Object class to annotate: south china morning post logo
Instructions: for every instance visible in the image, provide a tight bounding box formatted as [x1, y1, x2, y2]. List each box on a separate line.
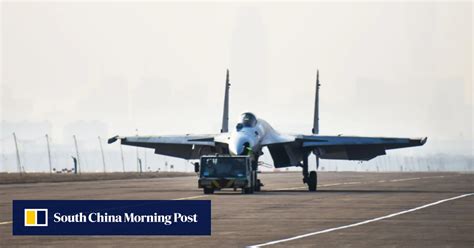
[52, 211, 197, 225]
[13, 200, 211, 235]
[24, 209, 48, 227]
[23, 209, 195, 227]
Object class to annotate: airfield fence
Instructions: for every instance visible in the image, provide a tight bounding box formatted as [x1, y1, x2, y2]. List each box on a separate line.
[0, 133, 189, 174]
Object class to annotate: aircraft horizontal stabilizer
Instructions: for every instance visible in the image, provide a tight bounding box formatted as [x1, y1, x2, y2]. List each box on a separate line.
[107, 135, 120, 144]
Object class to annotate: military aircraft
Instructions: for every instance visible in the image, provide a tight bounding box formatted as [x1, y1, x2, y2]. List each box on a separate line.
[108, 70, 427, 191]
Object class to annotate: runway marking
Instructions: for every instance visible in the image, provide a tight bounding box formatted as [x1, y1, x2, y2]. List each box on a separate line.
[271, 175, 454, 191]
[248, 192, 474, 247]
[273, 186, 306, 191]
[173, 195, 208, 200]
[342, 181, 362, 185]
[0, 221, 12, 225]
[319, 183, 342, 187]
[389, 177, 421, 182]
[420, 175, 446, 179]
[272, 181, 367, 191]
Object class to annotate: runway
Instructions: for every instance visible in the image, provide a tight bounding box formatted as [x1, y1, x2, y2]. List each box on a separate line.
[1, 171, 473, 247]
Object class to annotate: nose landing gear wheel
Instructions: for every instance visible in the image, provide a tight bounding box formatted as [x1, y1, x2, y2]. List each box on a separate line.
[308, 171, 317, 192]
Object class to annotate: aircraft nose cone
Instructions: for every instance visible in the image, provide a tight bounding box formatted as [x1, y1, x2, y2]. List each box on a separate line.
[229, 135, 250, 156]
[229, 143, 245, 156]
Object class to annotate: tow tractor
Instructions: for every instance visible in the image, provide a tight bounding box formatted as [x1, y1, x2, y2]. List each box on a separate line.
[196, 155, 261, 194]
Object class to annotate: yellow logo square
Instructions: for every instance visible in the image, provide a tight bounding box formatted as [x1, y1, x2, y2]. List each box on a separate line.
[24, 209, 48, 227]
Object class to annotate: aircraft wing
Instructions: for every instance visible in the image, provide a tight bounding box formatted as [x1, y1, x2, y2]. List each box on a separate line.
[264, 134, 427, 167]
[108, 134, 223, 159]
[300, 135, 427, 160]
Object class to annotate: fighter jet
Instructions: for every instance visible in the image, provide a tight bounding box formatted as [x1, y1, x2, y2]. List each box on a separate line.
[108, 69, 427, 191]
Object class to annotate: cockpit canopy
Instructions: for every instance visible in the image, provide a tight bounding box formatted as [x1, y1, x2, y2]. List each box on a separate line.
[238, 112, 257, 129]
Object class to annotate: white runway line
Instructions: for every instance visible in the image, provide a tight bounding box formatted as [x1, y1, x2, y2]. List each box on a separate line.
[319, 183, 344, 187]
[248, 193, 474, 247]
[342, 181, 362, 185]
[422, 175, 446, 179]
[0, 221, 13, 225]
[273, 186, 306, 191]
[273, 181, 364, 190]
[272, 175, 454, 191]
[173, 195, 208, 200]
[273, 181, 358, 191]
[389, 177, 421, 182]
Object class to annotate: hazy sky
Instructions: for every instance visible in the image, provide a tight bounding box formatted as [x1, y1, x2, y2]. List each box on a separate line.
[1, 2, 472, 156]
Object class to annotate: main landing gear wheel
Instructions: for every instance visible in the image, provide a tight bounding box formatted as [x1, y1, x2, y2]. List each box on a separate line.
[243, 171, 257, 194]
[255, 179, 262, 192]
[308, 171, 317, 192]
[203, 188, 214, 194]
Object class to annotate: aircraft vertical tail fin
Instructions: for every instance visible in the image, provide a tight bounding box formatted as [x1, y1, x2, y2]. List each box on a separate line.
[221, 69, 230, 133]
[313, 70, 321, 169]
[312, 70, 321, 135]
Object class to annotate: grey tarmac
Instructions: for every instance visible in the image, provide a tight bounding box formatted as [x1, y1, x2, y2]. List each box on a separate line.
[0, 171, 472, 247]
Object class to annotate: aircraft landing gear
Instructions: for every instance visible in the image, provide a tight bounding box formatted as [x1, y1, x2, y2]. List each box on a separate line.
[252, 161, 263, 192]
[302, 155, 318, 192]
[255, 179, 262, 192]
[308, 171, 317, 191]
